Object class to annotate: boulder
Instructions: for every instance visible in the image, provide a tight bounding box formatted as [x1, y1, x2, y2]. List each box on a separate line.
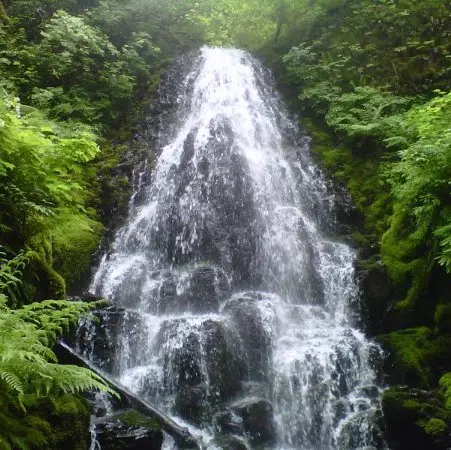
[231, 398, 276, 446]
[93, 409, 163, 450]
[153, 318, 246, 423]
[210, 435, 249, 450]
[382, 386, 451, 450]
[70, 306, 123, 374]
[213, 410, 244, 435]
[223, 292, 277, 381]
[72, 307, 151, 374]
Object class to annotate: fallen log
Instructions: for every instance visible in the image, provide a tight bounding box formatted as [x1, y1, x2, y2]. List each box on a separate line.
[56, 341, 200, 449]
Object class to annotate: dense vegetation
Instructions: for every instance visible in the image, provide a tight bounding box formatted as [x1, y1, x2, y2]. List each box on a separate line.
[0, 0, 450, 448]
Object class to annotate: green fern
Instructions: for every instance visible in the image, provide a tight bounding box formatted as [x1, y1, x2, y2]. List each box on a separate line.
[0, 246, 30, 306]
[0, 251, 116, 449]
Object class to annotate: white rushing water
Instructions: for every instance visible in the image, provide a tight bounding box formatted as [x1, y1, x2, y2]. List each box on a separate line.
[87, 47, 384, 449]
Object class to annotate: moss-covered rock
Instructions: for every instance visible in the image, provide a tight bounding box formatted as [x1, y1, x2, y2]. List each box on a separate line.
[94, 409, 163, 450]
[382, 386, 451, 450]
[379, 327, 451, 388]
[47, 394, 91, 449]
[357, 255, 393, 333]
[1, 393, 92, 450]
[50, 209, 104, 290]
[26, 249, 66, 300]
[439, 373, 451, 410]
[302, 116, 390, 247]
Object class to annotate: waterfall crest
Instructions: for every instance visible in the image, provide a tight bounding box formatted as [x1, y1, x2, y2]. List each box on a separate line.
[87, 47, 384, 449]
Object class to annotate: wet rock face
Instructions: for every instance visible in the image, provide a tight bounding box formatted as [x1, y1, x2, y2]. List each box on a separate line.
[185, 265, 229, 311]
[231, 398, 277, 447]
[87, 47, 385, 449]
[152, 318, 246, 424]
[94, 410, 163, 450]
[145, 265, 230, 315]
[336, 409, 385, 449]
[357, 260, 393, 334]
[223, 292, 277, 381]
[74, 307, 123, 374]
[153, 119, 258, 281]
[210, 435, 249, 450]
[74, 307, 151, 375]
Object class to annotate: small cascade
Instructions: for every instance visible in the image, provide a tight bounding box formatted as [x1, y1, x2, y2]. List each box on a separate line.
[85, 47, 385, 449]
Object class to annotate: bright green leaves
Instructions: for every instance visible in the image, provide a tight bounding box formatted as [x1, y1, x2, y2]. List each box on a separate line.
[325, 87, 415, 139]
[0, 92, 100, 241]
[283, 0, 451, 100]
[283, 1, 451, 285]
[0, 5, 162, 128]
[435, 223, 451, 273]
[34, 11, 136, 124]
[0, 254, 114, 448]
[0, 248, 30, 307]
[0, 295, 115, 442]
[385, 92, 451, 273]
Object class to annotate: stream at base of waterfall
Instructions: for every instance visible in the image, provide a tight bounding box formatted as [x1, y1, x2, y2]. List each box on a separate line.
[80, 46, 386, 450]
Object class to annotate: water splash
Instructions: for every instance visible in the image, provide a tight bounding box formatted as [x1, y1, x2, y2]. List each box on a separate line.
[87, 47, 384, 449]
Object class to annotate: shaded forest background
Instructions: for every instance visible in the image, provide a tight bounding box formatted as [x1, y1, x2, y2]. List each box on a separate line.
[0, 0, 450, 448]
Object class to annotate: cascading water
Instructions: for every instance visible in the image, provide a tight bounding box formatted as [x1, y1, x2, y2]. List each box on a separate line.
[86, 47, 385, 449]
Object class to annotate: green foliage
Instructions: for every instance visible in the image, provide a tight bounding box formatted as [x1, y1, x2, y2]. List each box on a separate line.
[34, 11, 136, 123]
[283, 0, 450, 97]
[387, 92, 451, 272]
[325, 86, 415, 139]
[50, 209, 104, 288]
[0, 248, 30, 306]
[1, 4, 162, 128]
[419, 417, 447, 437]
[0, 253, 114, 449]
[283, 0, 451, 322]
[381, 327, 435, 387]
[379, 90, 451, 314]
[0, 297, 111, 397]
[439, 373, 451, 410]
[0, 92, 99, 240]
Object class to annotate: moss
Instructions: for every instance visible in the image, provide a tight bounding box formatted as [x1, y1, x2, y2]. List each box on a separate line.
[47, 394, 91, 450]
[381, 327, 451, 387]
[302, 116, 390, 245]
[382, 386, 451, 449]
[20, 208, 103, 298]
[50, 209, 104, 289]
[0, 393, 91, 450]
[93, 141, 134, 229]
[117, 409, 160, 430]
[419, 418, 447, 437]
[26, 250, 66, 300]
[27, 231, 53, 265]
[380, 327, 436, 387]
[383, 387, 450, 422]
[379, 202, 436, 325]
[435, 304, 451, 334]
[439, 373, 451, 410]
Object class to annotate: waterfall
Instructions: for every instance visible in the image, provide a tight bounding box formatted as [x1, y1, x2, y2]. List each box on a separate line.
[87, 47, 384, 449]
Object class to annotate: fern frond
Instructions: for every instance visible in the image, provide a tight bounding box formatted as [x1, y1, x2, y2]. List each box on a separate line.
[0, 371, 24, 395]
